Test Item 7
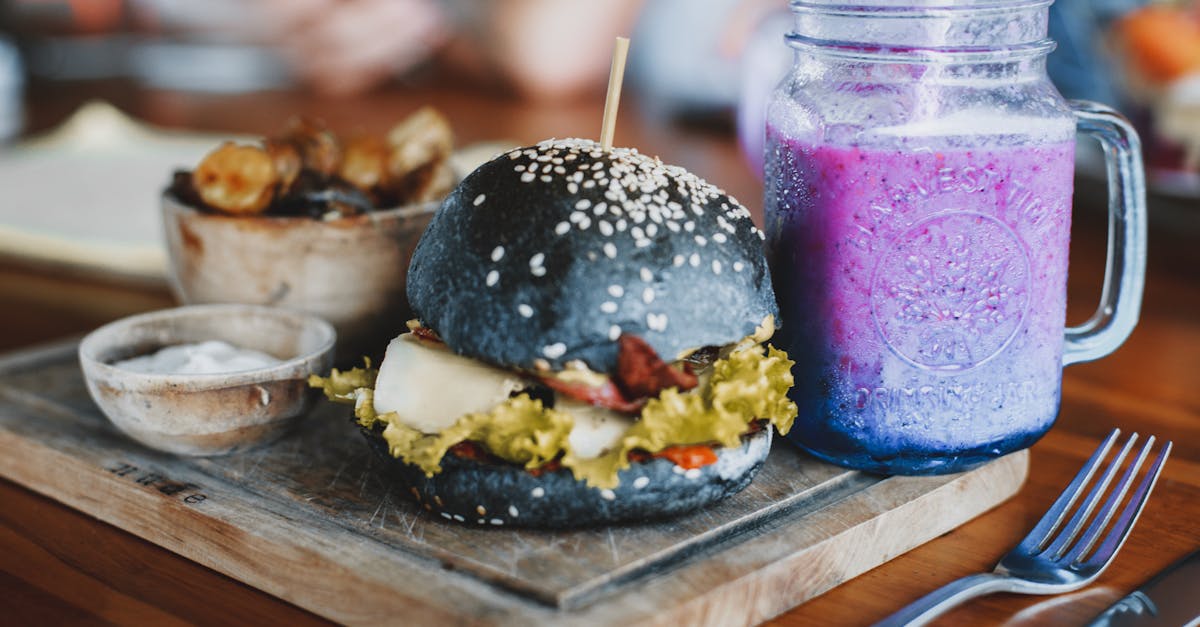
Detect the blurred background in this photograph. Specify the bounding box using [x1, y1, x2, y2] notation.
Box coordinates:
[4, 0, 1198, 165]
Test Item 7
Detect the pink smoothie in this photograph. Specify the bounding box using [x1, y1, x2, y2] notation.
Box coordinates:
[764, 128, 1076, 472]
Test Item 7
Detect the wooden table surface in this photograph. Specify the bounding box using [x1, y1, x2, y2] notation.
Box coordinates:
[2, 81, 1197, 627]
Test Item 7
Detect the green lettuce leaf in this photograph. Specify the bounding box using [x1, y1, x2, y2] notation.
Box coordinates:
[310, 342, 796, 489]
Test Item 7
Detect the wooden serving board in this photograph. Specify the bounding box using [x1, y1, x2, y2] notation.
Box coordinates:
[0, 340, 1028, 626]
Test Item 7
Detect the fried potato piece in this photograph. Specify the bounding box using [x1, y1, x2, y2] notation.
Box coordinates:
[386, 107, 454, 184]
[339, 134, 390, 192]
[282, 117, 342, 177]
[413, 160, 456, 203]
[191, 142, 278, 215]
[263, 138, 303, 195]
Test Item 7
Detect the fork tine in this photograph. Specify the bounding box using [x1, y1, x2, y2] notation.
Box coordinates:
[1019, 429, 1120, 554]
[1080, 440, 1172, 569]
[1044, 432, 1138, 560]
[1064, 435, 1155, 564]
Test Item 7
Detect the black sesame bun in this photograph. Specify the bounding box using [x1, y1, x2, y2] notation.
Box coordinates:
[406, 138, 777, 373]
[364, 427, 772, 528]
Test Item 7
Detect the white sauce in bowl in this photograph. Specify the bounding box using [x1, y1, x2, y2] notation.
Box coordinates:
[113, 341, 282, 375]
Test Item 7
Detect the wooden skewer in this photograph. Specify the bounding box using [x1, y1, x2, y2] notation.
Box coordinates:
[600, 37, 630, 152]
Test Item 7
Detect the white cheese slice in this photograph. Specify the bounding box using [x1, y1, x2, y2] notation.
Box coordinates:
[372, 334, 526, 434]
[373, 333, 635, 459]
[560, 399, 634, 459]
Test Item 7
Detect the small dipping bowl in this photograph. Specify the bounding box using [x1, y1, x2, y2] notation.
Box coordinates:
[79, 304, 336, 456]
[161, 193, 437, 362]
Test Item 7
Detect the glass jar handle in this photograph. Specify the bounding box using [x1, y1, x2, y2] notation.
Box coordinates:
[1063, 101, 1148, 366]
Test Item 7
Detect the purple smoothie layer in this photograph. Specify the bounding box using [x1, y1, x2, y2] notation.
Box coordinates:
[764, 128, 1076, 471]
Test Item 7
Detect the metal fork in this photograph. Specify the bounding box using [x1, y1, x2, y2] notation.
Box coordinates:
[877, 429, 1171, 627]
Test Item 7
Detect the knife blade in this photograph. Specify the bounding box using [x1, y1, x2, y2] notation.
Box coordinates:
[1087, 549, 1200, 626]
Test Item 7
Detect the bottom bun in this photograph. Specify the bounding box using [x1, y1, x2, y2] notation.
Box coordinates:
[361, 427, 772, 528]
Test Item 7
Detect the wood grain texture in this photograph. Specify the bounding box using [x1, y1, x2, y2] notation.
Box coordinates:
[0, 341, 1026, 626]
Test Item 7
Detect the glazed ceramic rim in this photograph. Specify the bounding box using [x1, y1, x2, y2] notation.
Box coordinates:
[79, 303, 337, 386]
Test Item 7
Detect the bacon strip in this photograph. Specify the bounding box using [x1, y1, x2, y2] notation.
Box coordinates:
[410, 325, 443, 345]
[538, 376, 644, 413]
[614, 334, 698, 399]
[538, 334, 698, 413]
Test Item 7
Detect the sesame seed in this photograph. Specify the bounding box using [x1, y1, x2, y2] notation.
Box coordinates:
[633, 477, 650, 489]
[647, 313, 668, 331]
[599, 221, 614, 236]
[508, 505, 519, 517]
[476, 505, 487, 516]
[642, 288, 655, 304]
[486, 270, 499, 286]
[733, 261, 745, 272]
[689, 253, 700, 267]
[518, 304, 534, 318]
[600, 489, 616, 501]
[695, 235, 707, 246]
[640, 267, 653, 282]
[452, 514, 465, 522]
[491, 246, 504, 261]
[521, 172, 536, 183]
[635, 238, 651, 248]
[532, 266, 547, 277]
[568, 183, 579, 194]
[532, 487, 545, 498]
[712, 260, 722, 274]
[603, 243, 617, 258]
[672, 465, 685, 475]
[607, 285, 624, 297]
[600, 301, 618, 313]
[477, 518, 486, 524]
[530, 253, 545, 268]
[490, 518, 504, 525]
[609, 325, 621, 341]
[474, 194, 486, 206]
[631, 226, 645, 240]
[514, 164, 526, 172]
[441, 512, 453, 520]
[579, 216, 591, 230]
[684, 221, 695, 232]
[540, 175, 552, 182]
[673, 255, 685, 267]
[713, 233, 727, 243]
[576, 199, 591, 210]
[555, 221, 570, 235]
[646, 223, 658, 237]
[542, 343, 566, 359]
[685, 468, 703, 480]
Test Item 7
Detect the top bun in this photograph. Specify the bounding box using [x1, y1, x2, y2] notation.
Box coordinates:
[407, 138, 777, 373]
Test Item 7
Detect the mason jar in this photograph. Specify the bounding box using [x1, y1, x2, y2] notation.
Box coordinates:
[764, 0, 1146, 474]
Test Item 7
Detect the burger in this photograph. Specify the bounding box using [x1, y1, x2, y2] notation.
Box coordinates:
[311, 138, 796, 528]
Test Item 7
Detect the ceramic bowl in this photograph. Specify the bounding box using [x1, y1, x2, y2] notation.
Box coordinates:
[78, 304, 336, 456]
[161, 193, 437, 361]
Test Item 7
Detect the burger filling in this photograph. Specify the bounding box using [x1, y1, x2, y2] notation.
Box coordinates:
[310, 317, 796, 489]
